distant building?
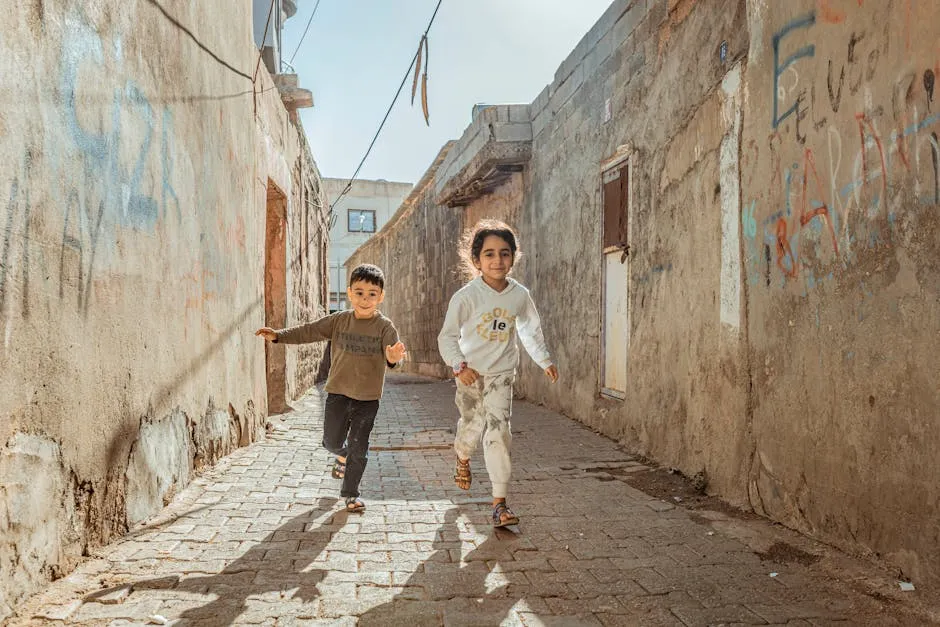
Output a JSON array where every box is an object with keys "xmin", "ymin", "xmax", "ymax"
[{"xmin": 321, "ymin": 178, "xmax": 413, "ymax": 311}]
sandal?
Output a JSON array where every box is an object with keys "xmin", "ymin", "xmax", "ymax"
[
  {"xmin": 331, "ymin": 459, "xmax": 346, "ymax": 479},
  {"xmin": 492, "ymin": 502, "xmax": 519, "ymax": 527},
  {"xmin": 345, "ymin": 497, "xmax": 365, "ymax": 513},
  {"xmin": 454, "ymin": 457, "xmax": 471, "ymax": 490}
]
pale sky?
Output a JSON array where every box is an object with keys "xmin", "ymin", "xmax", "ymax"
[{"xmin": 280, "ymin": 0, "xmax": 612, "ymax": 186}]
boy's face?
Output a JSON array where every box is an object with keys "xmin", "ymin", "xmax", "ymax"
[{"xmin": 347, "ymin": 280, "xmax": 384, "ymax": 318}]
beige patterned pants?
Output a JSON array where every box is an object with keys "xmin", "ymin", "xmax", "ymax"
[{"xmin": 453, "ymin": 373, "xmax": 514, "ymax": 498}]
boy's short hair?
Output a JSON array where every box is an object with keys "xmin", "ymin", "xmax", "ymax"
[{"xmin": 349, "ymin": 264, "xmax": 385, "ymax": 290}]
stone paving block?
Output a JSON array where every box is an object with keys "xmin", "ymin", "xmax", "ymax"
[
  {"xmin": 324, "ymin": 571, "xmax": 392, "ymax": 586},
  {"xmin": 94, "ymin": 584, "xmax": 133, "ymax": 604},
  {"xmin": 517, "ymin": 612, "xmax": 605, "ymax": 626},
  {"xmin": 545, "ymin": 595, "xmax": 628, "ymax": 616},
  {"xmin": 671, "ymin": 604, "xmax": 768, "ymax": 625},
  {"xmin": 567, "ymin": 576, "xmax": 646, "ymax": 599},
  {"xmin": 547, "ymin": 557, "xmax": 617, "ymax": 571},
  {"xmin": 31, "ymin": 599, "xmax": 82, "ymax": 621},
  {"xmin": 356, "ymin": 598, "xmax": 445, "ymax": 625},
  {"xmin": 426, "ymin": 560, "xmax": 484, "ymax": 575},
  {"xmin": 70, "ymin": 598, "xmax": 164, "ymax": 622},
  {"xmin": 356, "ymin": 583, "xmax": 425, "ymax": 603},
  {"xmin": 440, "ymin": 596, "xmax": 529, "ymax": 626},
  {"xmin": 597, "ymin": 608, "xmax": 685, "ymax": 626},
  {"xmin": 487, "ymin": 557, "xmax": 554, "ymax": 573},
  {"xmin": 744, "ymin": 602, "xmax": 844, "ymax": 623}
]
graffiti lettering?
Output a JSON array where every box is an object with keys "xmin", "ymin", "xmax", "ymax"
[
  {"xmin": 772, "ymin": 12, "xmax": 816, "ymax": 129},
  {"xmin": 0, "ymin": 154, "xmax": 33, "ymax": 322}
]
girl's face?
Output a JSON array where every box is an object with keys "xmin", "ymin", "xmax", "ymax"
[{"xmin": 474, "ymin": 234, "xmax": 514, "ymax": 287}]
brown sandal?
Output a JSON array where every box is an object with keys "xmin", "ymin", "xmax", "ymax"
[
  {"xmin": 492, "ymin": 502, "xmax": 519, "ymax": 527},
  {"xmin": 454, "ymin": 457, "xmax": 471, "ymax": 490}
]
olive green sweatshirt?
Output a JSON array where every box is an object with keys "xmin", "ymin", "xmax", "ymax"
[{"xmin": 275, "ymin": 310, "xmax": 399, "ymax": 401}]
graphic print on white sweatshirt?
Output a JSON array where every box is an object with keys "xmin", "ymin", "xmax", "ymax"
[{"xmin": 475, "ymin": 306, "xmax": 517, "ymax": 343}]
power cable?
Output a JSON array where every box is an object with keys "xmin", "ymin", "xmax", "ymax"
[
  {"xmin": 330, "ymin": 0, "xmax": 443, "ymax": 210},
  {"xmin": 289, "ymin": 0, "xmax": 322, "ymax": 65},
  {"xmin": 145, "ymin": 0, "xmax": 253, "ymax": 81}
]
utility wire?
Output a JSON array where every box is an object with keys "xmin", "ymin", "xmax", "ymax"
[
  {"xmin": 145, "ymin": 0, "xmax": 253, "ymax": 81},
  {"xmin": 289, "ymin": 0, "xmax": 322, "ymax": 65},
  {"xmin": 254, "ymin": 0, "xmax": 277, "ymax": 83},
  {"xmin": 330, "ymin": 0, "xmax": 443, "ymax": 211}
]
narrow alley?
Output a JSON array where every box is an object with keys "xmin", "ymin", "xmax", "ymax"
[{"xmin": 8, "ymin": 375, "xmax": 934, "ymax": 626}]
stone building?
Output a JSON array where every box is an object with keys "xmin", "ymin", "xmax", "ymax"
[
  {"xmin": 349, "ymin": 0, "xmax": 940, "ymax": 587},
  {"xmin": 0, "ymin": 0, "xmax": 327, "ymax": 617}
]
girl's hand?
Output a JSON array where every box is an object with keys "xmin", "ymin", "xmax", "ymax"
[
  {"xmin": 255, "ymin": 327, "xmax": 277, "ymax": 341},
  {"xmin": 456, "ymin": 366, "xmax": 479, "ymax": 386},
  {"xmin": 544, "ymin": 365, "xmax": 559, "ymax": 383},
  {"xmin": 386, "ymin": 341, "xmax": 407, "ymax": 364}
]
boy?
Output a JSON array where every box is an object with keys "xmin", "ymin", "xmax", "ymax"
[{"xmin": 256, "ymin": 263, "xmax": 406, "ymax": 512}]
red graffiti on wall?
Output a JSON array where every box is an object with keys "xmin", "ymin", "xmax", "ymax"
[
  {"xmin": 775, "ymin": 218, "xmax": 797, "ymax": 277},
  {"xmin": 775, "ymin": 149, "xmax": 842, "ymax": 279},
  {"xmin": 818, "ymin": 0, "xmax": 863, "ymax": 24},
  {"xmin": 855, "ymin": 112, "xmax": 888, "ymax": 206},
  {"xmin": 800, "ymin": 149, "xmax": 840, "ymax": 256}
]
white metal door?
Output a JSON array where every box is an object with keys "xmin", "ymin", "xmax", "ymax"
[
  {"xmin": 603, "ymin": 251, "xmax": 628, "ymax": 397},
  {"xmin": 601, "ymin": 159, "xmax": 630, "ymax": 398}
]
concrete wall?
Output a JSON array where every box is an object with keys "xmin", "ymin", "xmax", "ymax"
[
  {"xmin": 322, "ymin": 178, "xmax": 412, "ymax": 311},
  {"xmin": 0, "ymin": 0, "xmax": 328, "ymax": 617},
  {"xmin": 742, "ymin": 0, "xmax": 940, "ymax": 586},
  {"xmin": 346, "ymin": 0, "xmax": 940, "ymax": 588}
]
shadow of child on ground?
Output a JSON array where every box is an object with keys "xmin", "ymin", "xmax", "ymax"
[
  {"xmin": 84, "ymin": 496, "xmax": 344, "ymax": 625},
  {"xmin": 358, "ymin": 503, "xmax": 525, "ymax": 626}
]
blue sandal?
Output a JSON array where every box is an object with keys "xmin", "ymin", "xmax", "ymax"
[
  {"xmin": 492, "ymin": 502, "xmax": 519, "ymax": 527},
  {"xmin": 345, "ymin": 497, "xmax": 365, "ymax": 513},
  {"xmin": 331, "ymin": 460, "xmax": 345, "ymax": 479}
]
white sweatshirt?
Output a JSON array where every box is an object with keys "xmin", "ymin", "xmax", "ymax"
[{"xmin": 438, "ymin": 276, "xmax": 553, "ymax": 376}]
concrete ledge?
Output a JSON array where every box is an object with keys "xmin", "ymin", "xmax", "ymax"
[
  {"xmin": 434, "ymin": 104, "xmax": 532, "ymax": 207},
  {"xmin": 274, "ymin": 73, "xmax": 313, "ymax": 109}
]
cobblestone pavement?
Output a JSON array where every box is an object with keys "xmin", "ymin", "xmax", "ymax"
[{"xmin": 9, "ymin": 375, "xmax": 937, "ymax": 626}]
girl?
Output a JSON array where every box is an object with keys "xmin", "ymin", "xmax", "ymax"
[{"xmin": 438, "ymin": 219, "xmax": 559, "ymax": 527}]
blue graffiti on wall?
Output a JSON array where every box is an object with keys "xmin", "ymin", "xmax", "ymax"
[
  {"xmin": 53, "ymin": 10, "xmax": 182, "ymax": 313},
  {"xmin": 772, "ymin": 12, "xmax": 816, "ymax": 129}
]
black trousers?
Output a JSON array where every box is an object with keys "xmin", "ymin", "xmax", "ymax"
[{"xmin": 322, "ymin": 393, "xmax": 379, "ymax": 498}]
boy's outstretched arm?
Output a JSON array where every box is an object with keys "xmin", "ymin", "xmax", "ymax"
[
  {"xmin": 256, "ymin": 327, "xmax": 278, "ymax": 341},
  {"xmin": 258, "ymin": 315, "xmax": 336, "ymax": 345}
]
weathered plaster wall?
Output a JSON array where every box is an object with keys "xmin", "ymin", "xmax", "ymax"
[
  {"xmin": 512, "ymin": 0, "xmax": 751, "ymax": 493},
  {"xmin": 0, "ymin": 1, "xmax": 327, "ymax": 616},
  {"xmin": 351, "ymin": 0, "xmax": 940, "ymax": 589},
  {"xmin": 742, "ymin": 1, "xmax": 940, "ymax": 585}
]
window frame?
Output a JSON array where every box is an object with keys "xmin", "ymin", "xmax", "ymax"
[{"xmin": 347, "ymin": 209, "xmax": 377, "ymax": 233}]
